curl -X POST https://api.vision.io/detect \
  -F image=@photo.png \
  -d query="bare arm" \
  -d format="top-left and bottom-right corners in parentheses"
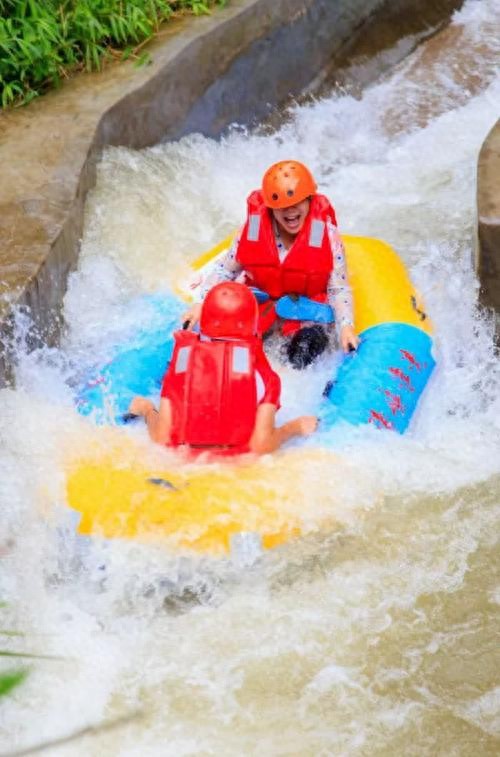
top-left (249, 403), bottom-right (317, 454)
top-left (248, 344), bottom-right (317, 453)
top-left (128, 396), bottom-right (172, 446)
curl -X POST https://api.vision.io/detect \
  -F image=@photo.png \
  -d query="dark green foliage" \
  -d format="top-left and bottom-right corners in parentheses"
top-left (0, 0), bottom-right (228, 107)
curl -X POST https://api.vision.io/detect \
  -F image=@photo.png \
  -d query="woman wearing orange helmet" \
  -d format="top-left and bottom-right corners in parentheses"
top-left (183, 161), bottom-right (358, 369)
top-left (129, 282), bottom-right (317, 453)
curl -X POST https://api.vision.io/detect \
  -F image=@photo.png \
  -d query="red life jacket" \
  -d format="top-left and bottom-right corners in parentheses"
top-left (165, 330), bottom-right (258, 449)
top-left (236, 191), bottom-right (336, 299)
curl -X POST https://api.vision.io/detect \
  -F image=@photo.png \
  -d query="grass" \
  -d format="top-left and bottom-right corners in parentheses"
top-left (0, 0), bottom-right (228, 108)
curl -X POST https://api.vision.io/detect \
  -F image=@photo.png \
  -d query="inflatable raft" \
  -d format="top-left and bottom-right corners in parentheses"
top-left (75, 234), bottom-right (435, 433)
top-left (66, 235), bottom-right (435, 555)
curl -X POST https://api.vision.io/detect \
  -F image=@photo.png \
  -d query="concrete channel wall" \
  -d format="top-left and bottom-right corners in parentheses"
top-left (0, 0), bottom-right (464, 384)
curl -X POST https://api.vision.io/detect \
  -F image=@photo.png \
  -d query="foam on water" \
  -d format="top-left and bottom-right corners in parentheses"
top-left (1, 0), bottom-right (500, 753)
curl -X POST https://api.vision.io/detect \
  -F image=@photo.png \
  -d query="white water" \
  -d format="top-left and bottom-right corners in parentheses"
top-left (1, 1), bottom-right (500, 754)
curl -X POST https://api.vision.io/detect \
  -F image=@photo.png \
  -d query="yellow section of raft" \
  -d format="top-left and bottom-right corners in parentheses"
top-left (67, 446), bottom-right (339, 555)
top-left (343, 235), bottom-right (432, 335)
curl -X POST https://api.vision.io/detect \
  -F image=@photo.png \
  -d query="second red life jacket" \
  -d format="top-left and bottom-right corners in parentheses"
top-left (236, 191), bottom-right (337, 299)
top-left (164, 330), bottom-right (258, 449)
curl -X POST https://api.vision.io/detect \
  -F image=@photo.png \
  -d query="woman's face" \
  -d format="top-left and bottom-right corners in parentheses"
top-left (272, 198), bottom-right (311, 237)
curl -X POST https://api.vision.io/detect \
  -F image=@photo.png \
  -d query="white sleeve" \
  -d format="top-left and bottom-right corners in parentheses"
top-left (197, 230), bottom-right (244, 301)
top-left (326, 221), bottom-right (354, 328)
top-left (255, 369), bottom-right (265, 403)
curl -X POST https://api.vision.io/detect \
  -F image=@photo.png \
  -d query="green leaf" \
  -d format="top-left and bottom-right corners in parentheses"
top-left (134, 50), bottom-right (152, 68)
top-left (0, 669), bottom-right (28, 698)
top-left (121, 45), bottom-right (134, 61)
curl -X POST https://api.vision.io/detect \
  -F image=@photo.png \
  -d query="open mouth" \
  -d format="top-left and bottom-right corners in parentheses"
top-left (283, 212), bottom-right (301, 229)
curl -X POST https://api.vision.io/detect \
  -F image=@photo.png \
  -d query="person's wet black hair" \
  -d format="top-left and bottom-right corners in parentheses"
top-left (286, 325), bottom-right (329, 369)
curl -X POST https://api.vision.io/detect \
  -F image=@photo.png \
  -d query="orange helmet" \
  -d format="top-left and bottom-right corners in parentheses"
top-left (200, 282), bottom-right (258, 339)
top-left (261, 160), bottom-right (317, 209)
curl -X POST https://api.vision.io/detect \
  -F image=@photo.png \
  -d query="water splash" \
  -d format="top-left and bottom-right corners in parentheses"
top-left (1, 0), bottom-right (500, 753)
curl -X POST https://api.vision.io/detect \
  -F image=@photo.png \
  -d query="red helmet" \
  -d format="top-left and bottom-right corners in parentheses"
top-left (200, 282), bottom-right (258, 339)
top-left (262, 160), bottom-right (317, 209)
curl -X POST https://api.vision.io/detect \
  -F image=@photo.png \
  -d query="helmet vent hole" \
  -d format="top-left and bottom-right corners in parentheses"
top-left (287, 189), bottom-right (294, 197)
top-left (272, 192), bottom-right (279, 201)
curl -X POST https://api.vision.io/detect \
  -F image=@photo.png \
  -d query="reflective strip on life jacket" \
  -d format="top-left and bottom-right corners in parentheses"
top-left (247, 214), bottom-right (261, 242)
top-left (174, 346), bottom-right (191, 373)
top-left (309, 219), bottom-right (325, 248)
top-left (232, 345), bottom-right (250, 373)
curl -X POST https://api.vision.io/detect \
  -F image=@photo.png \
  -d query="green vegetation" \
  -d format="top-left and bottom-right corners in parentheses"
top-left (0, 0), bottom-right (227, 107)
top-left (1, 619), bottom-right (29, 702)
top-left (0, 668), bottom-right (28, 697)
top-left (0, 607), bottom-right (60, 703)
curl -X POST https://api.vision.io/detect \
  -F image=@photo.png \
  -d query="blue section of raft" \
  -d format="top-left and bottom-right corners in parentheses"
top-left (74, 294), bottom-right (435, 433)
top-left (320, 323), bottom-right (435, 433)
top-left (75, 293), bottom-right (180, 424)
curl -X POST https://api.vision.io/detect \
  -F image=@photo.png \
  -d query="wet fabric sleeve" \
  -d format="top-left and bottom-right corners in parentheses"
top-left (254, 342), bottom-right (281, 408)
top-left (326, 221), bottom-right (355, 328)
top-left (197, 229), bottom-right (244, 301)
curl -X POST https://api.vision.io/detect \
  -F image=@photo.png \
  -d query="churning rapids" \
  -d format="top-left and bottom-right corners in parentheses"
top-left (1, 1), bottom-right (499, 754)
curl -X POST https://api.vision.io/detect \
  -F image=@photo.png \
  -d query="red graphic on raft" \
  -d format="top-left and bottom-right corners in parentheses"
top-left (400, 349), bottom-right (427, 372)
top-left (383, 389), bottom-right (405, 415)
top-left (368, 410), bottom-right (393, 429)
top-left (388, 367), bottom-right (414, 392)
top-left (189, 274), bottom-right (202, 291)
top-left (85, 374), bottom-right (106, 389)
